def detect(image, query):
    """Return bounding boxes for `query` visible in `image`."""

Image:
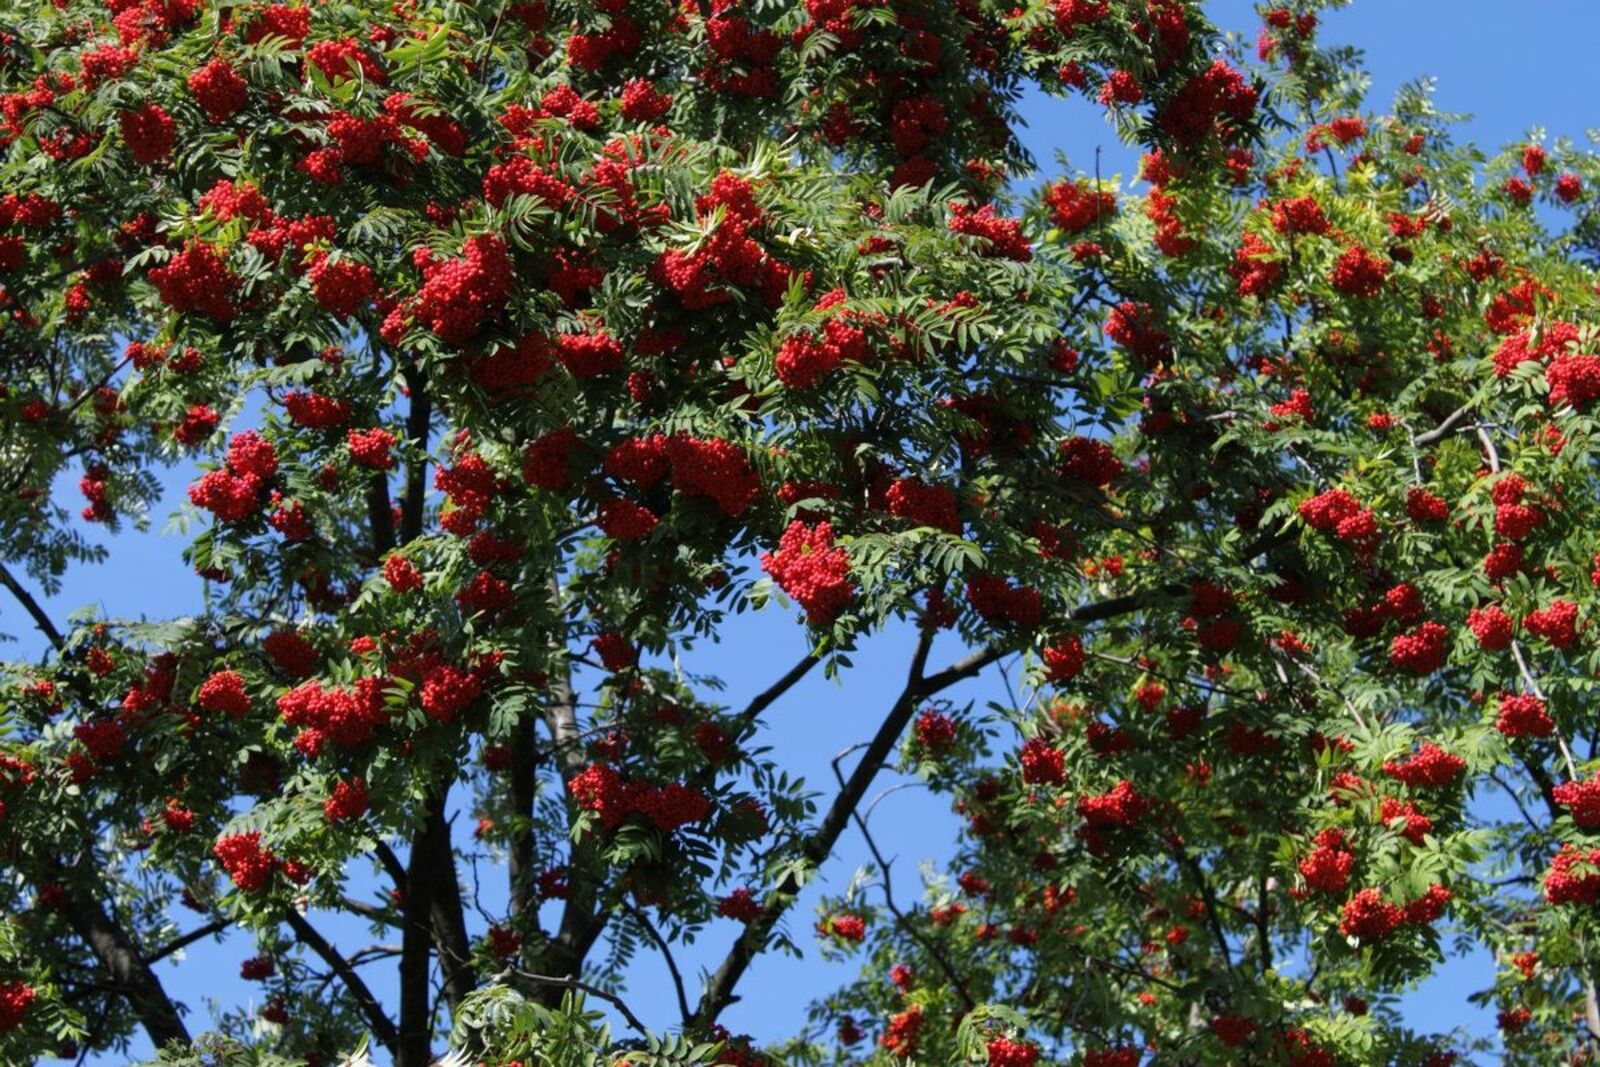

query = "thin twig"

[144,918,230,965]
[621,902,692,1026]
[830,751,976,1011]
[509,969,652,1037]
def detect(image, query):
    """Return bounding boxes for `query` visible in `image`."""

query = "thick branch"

[399,365,432,545]
[367,473,396,557]
[373,842,410,892]
[509,681,541,927]
[424,805,478,1016]
[833,768,975,1012]
[1412,401,1473,447]
[541,649,601,996]
[397,793,443,1067]
[57,874,190,1050]
[284,909,399,1054]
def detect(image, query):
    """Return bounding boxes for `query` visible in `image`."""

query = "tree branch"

[621,902,691,1027]
[540,590,604,999]
[1412,401,1473,447]
[509,969,651,1038]
[509,673,541,932]
[144,919,230,965]
[424,805,478,1016]
[694,629,937,1027]
[0,559,65,652]
[730,652,821,740]
[367,472,396,557]
[397,793,444,1067]
[53,867,190,1051]
[399,365,432,545]
[373,841,409,890]
[283,909,399,1054]
[831,762,975,1013]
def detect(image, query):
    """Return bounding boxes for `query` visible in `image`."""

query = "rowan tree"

[1,0,1599,1064]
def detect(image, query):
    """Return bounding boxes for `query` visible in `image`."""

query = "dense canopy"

[2,0,1600,1064]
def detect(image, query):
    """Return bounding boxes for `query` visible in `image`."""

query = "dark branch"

[399,365,432,545]
[283,909,399,1054]
[832,765,976,1012]
[731,652,821,739]
[622,902,692,1026]
[144,919,230,965]
[52,867,190,1051]
[694,628,937,1027]
[424,805,478,1016]
[397,791,445,1067]
[340,896,400,927]
[509,970,651,1038]
[1413,401,1473,447]
[0,560,65,652]
[367,473,397,557]
[373,841,409,890]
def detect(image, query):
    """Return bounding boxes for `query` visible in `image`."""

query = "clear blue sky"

[14,2,1600,1063]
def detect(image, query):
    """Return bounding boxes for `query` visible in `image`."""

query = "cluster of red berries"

[187,431,278,522]
[965,575,1042,629]
[0,981,35,1032]
[1058,436,1122,487]
[775,292,871,389]
[1382,743,1467,789]
[718,887,763,922]
[323,777,369,823]
[1077,778,1149,830]
[655,171,791,310]
[196,670,250,718]
[820,913,865,942]
[1339,883,1451,941]
[276,678,389,755]
[761,521,854,625]
[1043,179,1116,234]
[883,478,959,533]
[1298,487,1379,549]
[1523,599,1579,649]
[149,241,240,320]
[1299,827,1354,893]
[566,763,711,833]
[948,202,1032,262]
[120,102,175,164]
[213,830,278,892]
[1553,777,1600,828]
[1018,737,1065,785]
[983,1037,1038,1066]
[1104,300,1171,363]
[394,235,515,347]
[1042,635,1085,683]
[1545,844,1600,906]
[1158,59,1257,145]
[1231,232,1282,296]
[1388,621,1448,675]
[1329,245,1389,298]
[1495,693,1554,738]
[187,56,247,122]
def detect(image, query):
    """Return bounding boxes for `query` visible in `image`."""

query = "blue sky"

[13,1,1600,1063]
